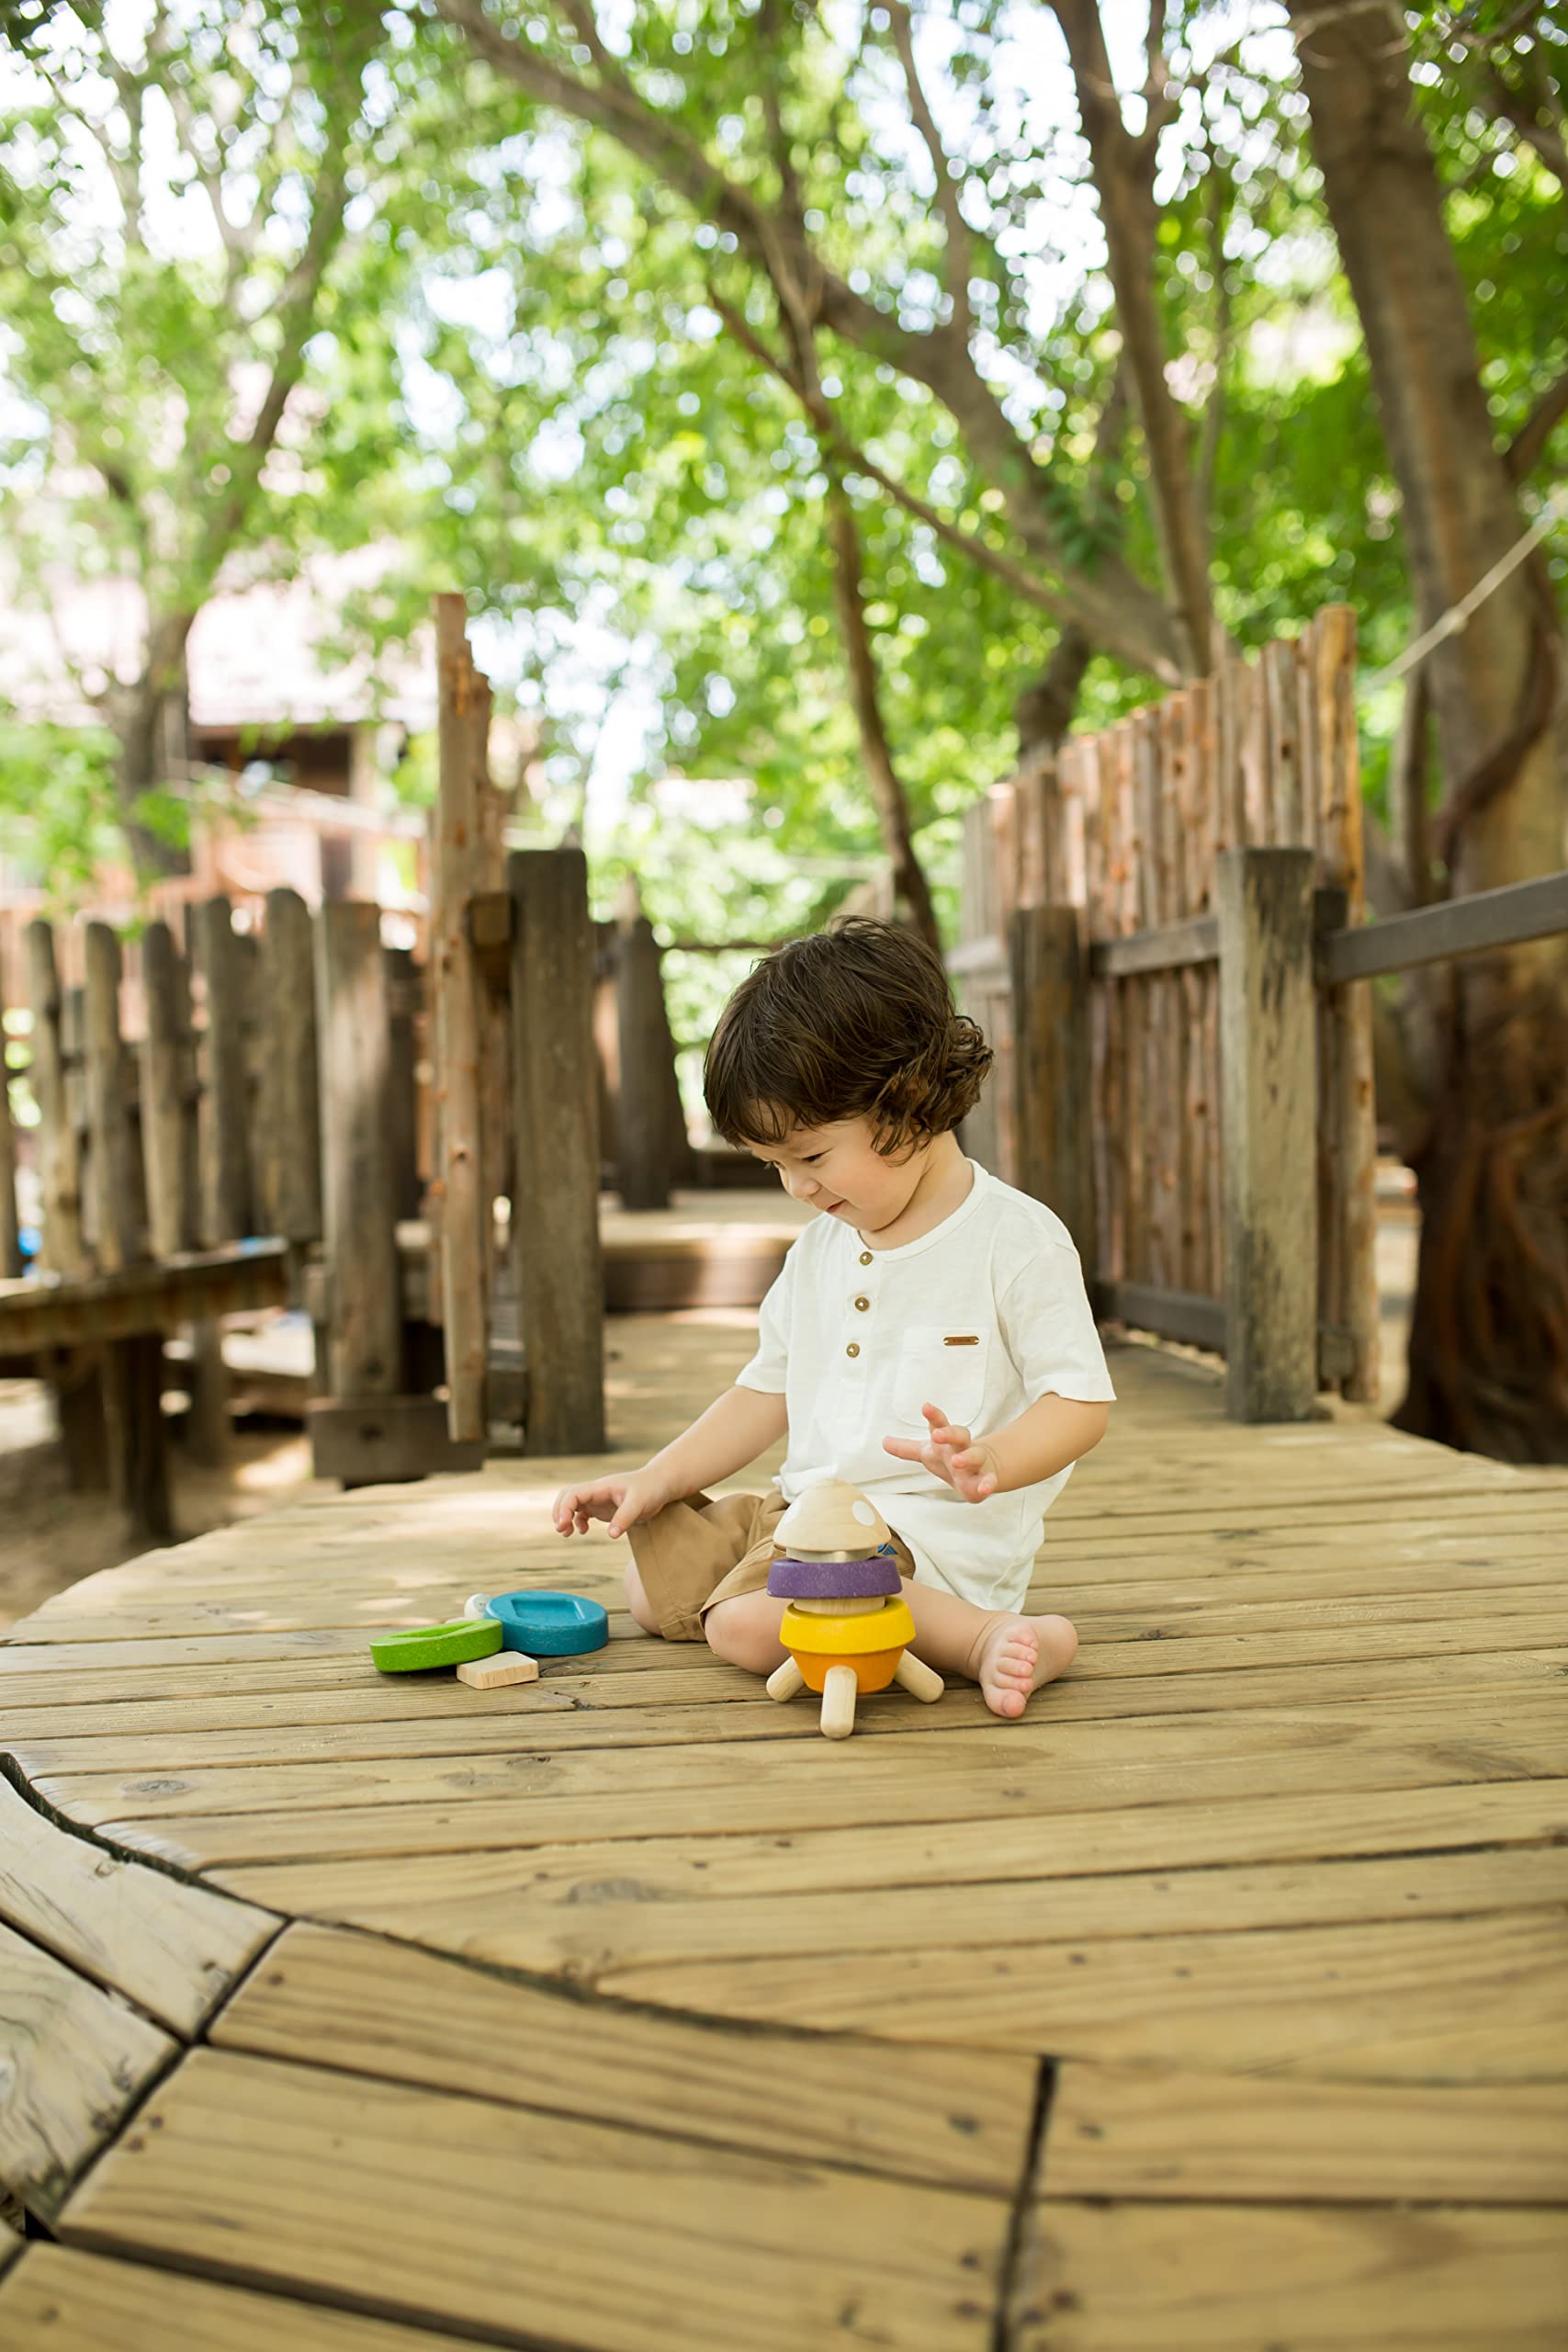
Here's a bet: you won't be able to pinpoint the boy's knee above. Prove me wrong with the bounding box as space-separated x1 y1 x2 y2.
704 1593 787 1678
624 1558 660 1636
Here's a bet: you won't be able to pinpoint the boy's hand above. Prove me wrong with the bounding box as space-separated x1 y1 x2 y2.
551 1470 671 1541
882 1403 1001 1502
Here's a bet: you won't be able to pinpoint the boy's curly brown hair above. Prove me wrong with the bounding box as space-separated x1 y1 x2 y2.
704 917 994 1157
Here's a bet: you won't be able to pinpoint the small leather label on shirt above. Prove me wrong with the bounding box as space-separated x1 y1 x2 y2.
943 1334 980 1346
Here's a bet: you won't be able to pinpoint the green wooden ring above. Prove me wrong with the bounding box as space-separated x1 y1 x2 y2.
369 1619 503 1674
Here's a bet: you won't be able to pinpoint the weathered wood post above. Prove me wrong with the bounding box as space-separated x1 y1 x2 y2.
83 922 141 1274
0 964 22 1280
615 886 673 1212
258 887 322 1244
25 921 85 1276
431 594 490 1444
141 920 198 1260
510 847 606 1453
1217 845 1318 1421
1009 904 1097 1273
193 896 252 1247
310 899 403 1476
85 921 171 1541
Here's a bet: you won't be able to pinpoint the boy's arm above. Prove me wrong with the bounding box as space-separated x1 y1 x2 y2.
554 1384 789 1538
884 1392 1108 1502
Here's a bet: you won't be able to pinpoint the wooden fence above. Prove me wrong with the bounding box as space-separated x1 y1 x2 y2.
953 606 1381 1407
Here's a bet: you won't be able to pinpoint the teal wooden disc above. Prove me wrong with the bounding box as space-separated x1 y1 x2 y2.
369 1619 503 1674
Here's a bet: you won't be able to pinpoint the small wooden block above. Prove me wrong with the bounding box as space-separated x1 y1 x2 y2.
456 1651 540 1690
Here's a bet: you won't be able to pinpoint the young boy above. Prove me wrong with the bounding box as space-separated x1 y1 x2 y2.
552 917 1114 1720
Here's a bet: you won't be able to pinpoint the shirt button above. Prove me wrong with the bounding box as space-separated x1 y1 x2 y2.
858 1250 872 1265
846 1342 860 1359
854 1295 870 1312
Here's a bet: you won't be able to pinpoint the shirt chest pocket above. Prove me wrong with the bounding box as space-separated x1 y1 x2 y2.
890 1324 990 1433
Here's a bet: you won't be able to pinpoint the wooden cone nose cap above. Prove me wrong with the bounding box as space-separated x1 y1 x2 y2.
775 1479 892 1556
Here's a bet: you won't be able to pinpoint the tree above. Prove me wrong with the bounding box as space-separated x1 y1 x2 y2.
1282 0 1567 1460
0 0 465 871
423 0 1566 1457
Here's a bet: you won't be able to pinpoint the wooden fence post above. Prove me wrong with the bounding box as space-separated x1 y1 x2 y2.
259 887 321 1243
83 922 141 1274
1217 846 1318 1421
1009 904 1097 1272
615 898 673 1212
193 896 251 1246
314 900 402 1406
0 967 20 1280
25 921 85 1275
141 920 197 1259
432 594 490 1444
511 847 606 1453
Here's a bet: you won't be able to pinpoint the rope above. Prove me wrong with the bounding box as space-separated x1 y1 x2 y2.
1363 486 1567 694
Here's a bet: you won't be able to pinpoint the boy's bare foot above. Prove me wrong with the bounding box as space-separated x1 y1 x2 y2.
968 1612 1077 1719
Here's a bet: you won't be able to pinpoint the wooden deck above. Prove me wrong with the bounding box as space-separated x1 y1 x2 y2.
1 1308 1565 2348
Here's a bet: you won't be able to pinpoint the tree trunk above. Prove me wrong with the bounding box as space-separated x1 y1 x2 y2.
824 475 942 957
113 613 197 877
1288 0 1568 1461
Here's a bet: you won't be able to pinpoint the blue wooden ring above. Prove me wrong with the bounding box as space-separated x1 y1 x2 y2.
485 1590 609 1656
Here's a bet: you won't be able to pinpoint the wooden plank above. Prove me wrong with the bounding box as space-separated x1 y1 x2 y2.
26 920 85 1275
1217 846 1317 1419
606 1907 1568 2082
13 1650 1567 1777
6 1611 1565 1751
431 594 490 1443
58 2048 1010 2352
1044 2061 1568 2203
203 1846 1568 1988
83 925 141 1272
260 888 321 1243
0 1919 175 2221
192 896 251 1245
139 921 197 1259
511 848 606 1453
306 1396 483 1484
1321 870 1568 983
1012 2202 1567 2349
0 1241 288 1351
184 1781 1568 1936
87 1721 1568 1873
1010 904 1095 1264
0 1776 273 2036
214 1920 1032 2194
0 2247 497 2352
314 902 401 1407
1091 915 1219 978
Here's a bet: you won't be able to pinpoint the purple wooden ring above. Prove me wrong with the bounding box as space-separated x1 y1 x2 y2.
767 1555 903 1600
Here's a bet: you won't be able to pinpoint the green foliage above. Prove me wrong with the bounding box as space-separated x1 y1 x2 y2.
0 707 120 900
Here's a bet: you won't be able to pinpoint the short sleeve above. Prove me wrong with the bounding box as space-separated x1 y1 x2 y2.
734 1243 795 1394
998 1239 1117 1406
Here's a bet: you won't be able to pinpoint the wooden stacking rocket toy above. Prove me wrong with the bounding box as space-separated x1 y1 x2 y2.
763 1480 943 1739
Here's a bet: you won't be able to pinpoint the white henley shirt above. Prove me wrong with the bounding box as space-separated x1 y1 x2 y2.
734 1157 1116 1611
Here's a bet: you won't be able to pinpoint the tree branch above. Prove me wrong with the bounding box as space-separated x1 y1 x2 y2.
432 0 1185 680
886 0 973 340
1050 0 1213 673
1507 362 1568 482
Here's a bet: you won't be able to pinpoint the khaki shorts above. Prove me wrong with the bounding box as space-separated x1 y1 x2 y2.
628 1489 917 1644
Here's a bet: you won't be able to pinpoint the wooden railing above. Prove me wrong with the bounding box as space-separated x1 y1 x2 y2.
998 852 1568 1420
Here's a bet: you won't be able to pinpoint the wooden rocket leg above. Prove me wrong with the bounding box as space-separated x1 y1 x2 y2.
766 1657 806 1702
894 1649 944 1703
819 1663 858 1740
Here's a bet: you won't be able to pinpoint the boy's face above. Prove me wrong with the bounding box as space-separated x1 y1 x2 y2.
745 1115 927 1237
